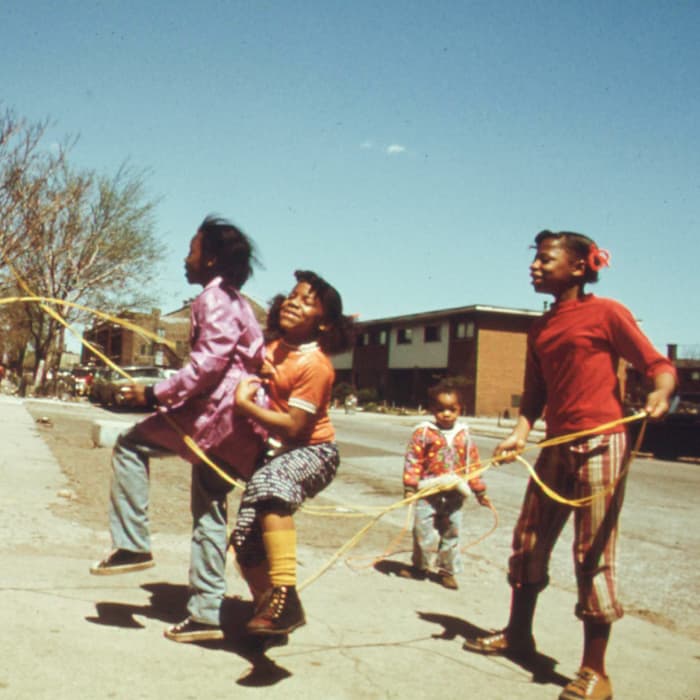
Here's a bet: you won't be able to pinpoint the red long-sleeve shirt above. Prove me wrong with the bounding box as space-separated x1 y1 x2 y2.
520 295 675 437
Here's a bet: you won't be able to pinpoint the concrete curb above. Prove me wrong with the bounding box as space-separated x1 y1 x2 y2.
91 418 133 447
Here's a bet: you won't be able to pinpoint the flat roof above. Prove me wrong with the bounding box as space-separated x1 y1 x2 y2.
355 304 542 326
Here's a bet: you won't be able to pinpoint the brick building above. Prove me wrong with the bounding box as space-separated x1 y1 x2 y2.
81 295 267 369
333 304 542 416
81 307 189 369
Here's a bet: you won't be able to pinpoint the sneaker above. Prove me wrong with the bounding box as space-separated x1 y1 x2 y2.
164 617 224 643
559 667 613 700
246 585 306 636
90 549 154 575
440 573 459 590
463 628 536 657
397 566 428 581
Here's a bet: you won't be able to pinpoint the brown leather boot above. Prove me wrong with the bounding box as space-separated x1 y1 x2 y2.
246 585 306 636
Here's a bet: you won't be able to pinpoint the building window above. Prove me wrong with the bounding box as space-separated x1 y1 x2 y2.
455 321 475 339
397 328 412 345
424 325 441 343
369 329 388 345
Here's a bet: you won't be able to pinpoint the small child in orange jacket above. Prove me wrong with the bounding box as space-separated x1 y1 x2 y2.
401 378 490 589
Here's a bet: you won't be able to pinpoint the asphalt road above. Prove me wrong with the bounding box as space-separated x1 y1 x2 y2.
4 397 698 699
329 411 700 640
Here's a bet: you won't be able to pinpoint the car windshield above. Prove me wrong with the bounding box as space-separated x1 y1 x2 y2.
128 368 162 379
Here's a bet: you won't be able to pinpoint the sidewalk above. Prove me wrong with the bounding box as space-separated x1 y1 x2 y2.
0 395 697 699
459 415 546 442
333 407 547 441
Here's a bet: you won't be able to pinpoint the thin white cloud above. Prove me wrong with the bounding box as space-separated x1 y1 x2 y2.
360 140 374 150
386 144 406 155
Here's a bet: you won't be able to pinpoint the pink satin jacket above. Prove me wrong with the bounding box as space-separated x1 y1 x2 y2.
142 276 265 477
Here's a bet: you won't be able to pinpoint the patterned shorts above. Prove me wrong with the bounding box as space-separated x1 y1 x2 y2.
231 441 339 566
508 431 629 623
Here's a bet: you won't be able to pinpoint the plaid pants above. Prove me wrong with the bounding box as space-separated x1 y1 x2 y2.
508 431 629 624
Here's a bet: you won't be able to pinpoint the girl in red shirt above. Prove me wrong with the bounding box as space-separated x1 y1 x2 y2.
464 231 676 700
231 270 354 637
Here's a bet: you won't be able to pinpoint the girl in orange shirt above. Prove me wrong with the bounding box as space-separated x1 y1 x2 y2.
231 270 354 637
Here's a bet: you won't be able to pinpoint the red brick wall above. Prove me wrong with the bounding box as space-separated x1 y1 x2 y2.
475 328 528 416
447 339 477 414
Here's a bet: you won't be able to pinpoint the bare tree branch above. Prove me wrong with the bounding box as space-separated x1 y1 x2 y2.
0 107 163 390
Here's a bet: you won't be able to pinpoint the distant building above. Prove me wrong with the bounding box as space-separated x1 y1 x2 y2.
81 295 267 369
333 304 543 416
81 307 188 368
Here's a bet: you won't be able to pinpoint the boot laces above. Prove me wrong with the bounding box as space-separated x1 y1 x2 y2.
263 587 287 620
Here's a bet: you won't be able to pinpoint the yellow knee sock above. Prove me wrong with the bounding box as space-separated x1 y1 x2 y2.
263 530 297 587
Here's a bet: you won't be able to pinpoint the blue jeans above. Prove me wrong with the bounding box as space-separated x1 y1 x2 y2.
109 425 235 626
412 491 465 575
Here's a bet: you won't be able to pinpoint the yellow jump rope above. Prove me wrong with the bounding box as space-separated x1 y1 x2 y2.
1 282 649 591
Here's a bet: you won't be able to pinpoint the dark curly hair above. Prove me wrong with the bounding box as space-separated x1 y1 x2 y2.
265 270 354 355
198 215 259 288
534 230 600 284
427 377 465 408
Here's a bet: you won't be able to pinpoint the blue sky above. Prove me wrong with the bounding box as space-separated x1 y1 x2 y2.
2 1 698 351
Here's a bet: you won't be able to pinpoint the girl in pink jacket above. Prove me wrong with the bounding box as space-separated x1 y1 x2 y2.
91 215 265 644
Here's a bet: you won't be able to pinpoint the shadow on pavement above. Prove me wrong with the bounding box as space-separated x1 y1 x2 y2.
373 558 411 577
374 559 569 689
86 582 293 687
419 611 570 688
86 581 187 628
373 558 464 590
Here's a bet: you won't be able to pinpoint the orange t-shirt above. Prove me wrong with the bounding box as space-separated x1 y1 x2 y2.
265 338 335 446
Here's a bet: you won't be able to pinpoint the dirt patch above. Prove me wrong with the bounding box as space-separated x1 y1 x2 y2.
25 404 399 560
27 404 194 537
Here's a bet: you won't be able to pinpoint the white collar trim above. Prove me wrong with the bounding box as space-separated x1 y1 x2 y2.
282 339 319 353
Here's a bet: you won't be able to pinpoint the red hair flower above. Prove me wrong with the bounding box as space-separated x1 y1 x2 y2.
587 245 611 271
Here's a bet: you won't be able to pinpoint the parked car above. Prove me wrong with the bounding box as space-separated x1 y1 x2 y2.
90 365 165 408
627 395 700 461
88 367 114 404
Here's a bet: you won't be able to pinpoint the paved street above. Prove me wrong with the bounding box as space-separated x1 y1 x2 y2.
331 411 700 640
0 396 698 699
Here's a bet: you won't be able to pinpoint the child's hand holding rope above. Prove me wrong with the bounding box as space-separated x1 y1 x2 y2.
475 490 491 508
119 383 148 407
493 431 527 465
